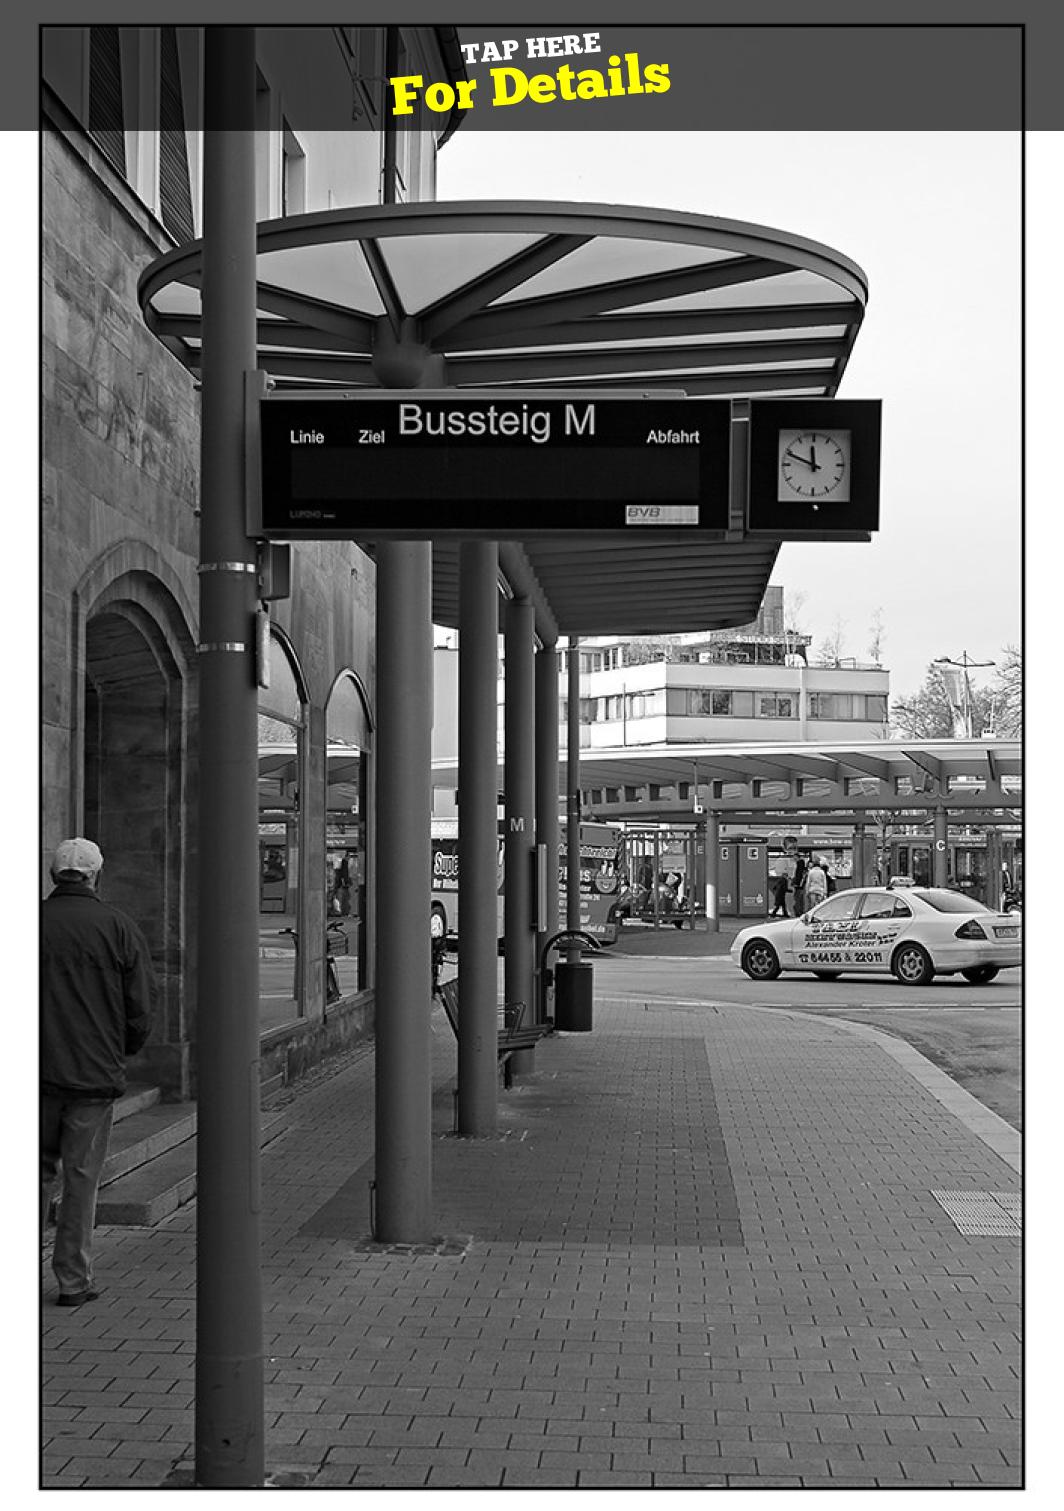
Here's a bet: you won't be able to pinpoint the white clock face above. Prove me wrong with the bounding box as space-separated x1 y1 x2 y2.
778 429 852 502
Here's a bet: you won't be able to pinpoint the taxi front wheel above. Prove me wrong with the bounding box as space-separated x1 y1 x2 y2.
741 939 781 981
892 941 934 986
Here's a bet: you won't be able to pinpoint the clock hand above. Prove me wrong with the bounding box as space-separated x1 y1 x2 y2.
783 448 816 469
809 442 818 471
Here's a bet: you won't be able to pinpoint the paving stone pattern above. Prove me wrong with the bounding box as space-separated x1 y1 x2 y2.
42 1001 1021 1488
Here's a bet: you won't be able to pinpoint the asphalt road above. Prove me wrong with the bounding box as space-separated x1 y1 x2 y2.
258 943 1022 1129
592 952 1022 1131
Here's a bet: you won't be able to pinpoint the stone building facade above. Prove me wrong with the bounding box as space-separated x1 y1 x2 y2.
42 27 459 1097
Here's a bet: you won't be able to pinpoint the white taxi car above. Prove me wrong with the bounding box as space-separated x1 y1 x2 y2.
731 886 1021 986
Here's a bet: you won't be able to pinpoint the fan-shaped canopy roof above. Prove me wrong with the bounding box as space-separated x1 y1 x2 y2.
139 200 870 638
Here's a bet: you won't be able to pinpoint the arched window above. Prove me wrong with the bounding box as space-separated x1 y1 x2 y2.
258 630 306 1031
325 672 373 995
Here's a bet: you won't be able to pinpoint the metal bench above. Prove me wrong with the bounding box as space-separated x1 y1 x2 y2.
434 976 552 1087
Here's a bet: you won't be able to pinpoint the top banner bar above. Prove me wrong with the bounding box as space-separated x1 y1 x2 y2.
38 23 1023 132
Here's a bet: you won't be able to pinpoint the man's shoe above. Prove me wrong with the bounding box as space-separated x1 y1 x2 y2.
57 1289 99 1307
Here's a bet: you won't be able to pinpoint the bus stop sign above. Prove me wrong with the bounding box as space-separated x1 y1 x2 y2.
250 388 881 541
252 391 733 537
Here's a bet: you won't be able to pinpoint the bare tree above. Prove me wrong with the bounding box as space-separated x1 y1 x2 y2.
891 661 995 738
867 607 886 667
989 644 1021 737
815 614 848 667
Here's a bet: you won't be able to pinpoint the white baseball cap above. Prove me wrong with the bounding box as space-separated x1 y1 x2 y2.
52 837 104 878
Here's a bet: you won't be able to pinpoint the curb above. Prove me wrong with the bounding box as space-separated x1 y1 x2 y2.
733 1000 1021 1175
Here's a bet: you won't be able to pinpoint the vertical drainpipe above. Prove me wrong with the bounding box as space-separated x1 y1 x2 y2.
195 27 264 1488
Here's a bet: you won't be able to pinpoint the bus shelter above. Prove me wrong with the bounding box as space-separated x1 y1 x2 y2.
137 33 876 1480
568 737 1023 911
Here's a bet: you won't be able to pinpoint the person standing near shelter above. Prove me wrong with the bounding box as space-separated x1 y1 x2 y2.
41 839 156 1306
792 854 808 914
804 856 828 909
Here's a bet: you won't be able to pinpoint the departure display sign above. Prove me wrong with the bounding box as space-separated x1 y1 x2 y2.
254 393 733 537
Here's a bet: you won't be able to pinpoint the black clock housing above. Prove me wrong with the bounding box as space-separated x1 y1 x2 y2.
747 399 882 536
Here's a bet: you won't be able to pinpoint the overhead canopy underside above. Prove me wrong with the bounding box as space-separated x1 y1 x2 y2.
430 739 1023 815
139 200 869 637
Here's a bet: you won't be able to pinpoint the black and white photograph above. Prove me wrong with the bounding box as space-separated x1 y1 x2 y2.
28 2 1057 1498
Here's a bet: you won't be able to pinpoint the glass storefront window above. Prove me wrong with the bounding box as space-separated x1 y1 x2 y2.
326 673 372 998
258 634 305 1034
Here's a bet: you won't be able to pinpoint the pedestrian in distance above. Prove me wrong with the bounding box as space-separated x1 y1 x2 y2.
41 838 156 1307
792 854 808 915
804 856 829 909
769 870 789 917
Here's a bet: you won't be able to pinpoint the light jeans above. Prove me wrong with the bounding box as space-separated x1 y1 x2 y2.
41 1093 115 1297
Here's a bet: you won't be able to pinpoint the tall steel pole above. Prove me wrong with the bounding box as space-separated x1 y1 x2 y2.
566 636 581 942
534 637 560 1018
195 27 264 1488
374 542 433 1240
504 596 536 1070
457 541 499 1135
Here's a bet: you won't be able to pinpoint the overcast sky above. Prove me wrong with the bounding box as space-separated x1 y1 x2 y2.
437 131 1021 701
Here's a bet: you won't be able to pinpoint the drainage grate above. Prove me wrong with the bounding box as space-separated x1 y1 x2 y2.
931 1190 1021 1236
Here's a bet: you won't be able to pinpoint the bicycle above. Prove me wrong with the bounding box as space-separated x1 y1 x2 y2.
281 919 346 1004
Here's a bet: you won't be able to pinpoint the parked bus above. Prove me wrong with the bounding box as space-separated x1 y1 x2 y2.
559 821 625 945
431 818 623 945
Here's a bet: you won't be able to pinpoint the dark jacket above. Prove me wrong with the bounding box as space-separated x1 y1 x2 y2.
41 882 156 1098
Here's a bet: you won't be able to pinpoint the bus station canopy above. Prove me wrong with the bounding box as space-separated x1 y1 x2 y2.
139 200 870 638
432 738 1022 822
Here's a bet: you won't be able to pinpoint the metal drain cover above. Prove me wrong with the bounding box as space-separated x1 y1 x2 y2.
932 1189 1021 1236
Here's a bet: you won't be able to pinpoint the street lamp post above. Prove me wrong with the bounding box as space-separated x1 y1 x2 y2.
933 652 994 738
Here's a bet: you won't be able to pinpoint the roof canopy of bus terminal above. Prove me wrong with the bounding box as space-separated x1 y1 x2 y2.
140 199 872 635
432 737 1022 825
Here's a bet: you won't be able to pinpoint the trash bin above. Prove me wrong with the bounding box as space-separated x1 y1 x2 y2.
555 960 593 1032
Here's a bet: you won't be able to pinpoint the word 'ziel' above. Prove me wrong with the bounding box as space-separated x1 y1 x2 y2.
390 54 670 115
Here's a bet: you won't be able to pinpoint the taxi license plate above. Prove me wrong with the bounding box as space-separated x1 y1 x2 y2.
993 926 1018 938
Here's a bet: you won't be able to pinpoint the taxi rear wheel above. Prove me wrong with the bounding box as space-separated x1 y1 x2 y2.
892 941 934 986
961 964 1000 984
741 939 781 981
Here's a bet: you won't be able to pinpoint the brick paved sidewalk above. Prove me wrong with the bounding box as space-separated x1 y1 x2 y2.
41 994 1021 1489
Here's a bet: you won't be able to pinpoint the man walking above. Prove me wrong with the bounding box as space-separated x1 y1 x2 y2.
41 839 156 1306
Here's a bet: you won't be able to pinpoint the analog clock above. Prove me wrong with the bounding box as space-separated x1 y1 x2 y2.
777 429 852 503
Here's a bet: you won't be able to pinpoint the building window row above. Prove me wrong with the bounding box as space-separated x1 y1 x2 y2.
570 688 888 723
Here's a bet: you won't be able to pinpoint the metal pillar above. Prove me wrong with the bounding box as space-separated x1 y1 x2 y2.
457 541 499 1136
535 638 560 1020
985 828 1002 909
374 542 433 1241
705 810 720 931
566 637 581 943
504 597 536 1068
853 822 866 888
194 28 264 1489
933 807 949 888
646 834 655 924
